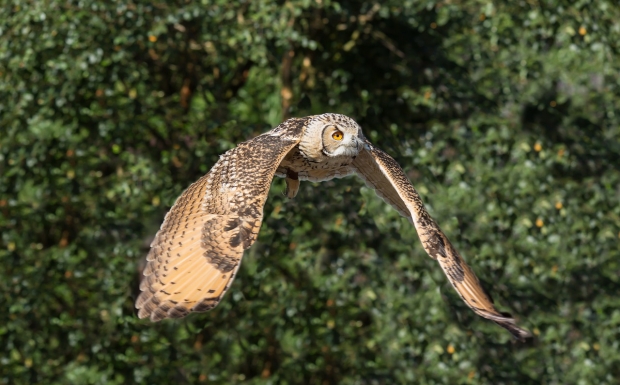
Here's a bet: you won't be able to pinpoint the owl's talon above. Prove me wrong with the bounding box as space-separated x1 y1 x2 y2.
285 169 300 199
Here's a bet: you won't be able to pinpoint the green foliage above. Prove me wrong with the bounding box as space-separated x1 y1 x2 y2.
1 0 619 384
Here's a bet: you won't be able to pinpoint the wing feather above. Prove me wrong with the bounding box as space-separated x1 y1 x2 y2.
136 119 306 321
353 139 531 340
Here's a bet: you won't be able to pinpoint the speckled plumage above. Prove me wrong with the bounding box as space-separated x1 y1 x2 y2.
136 113 530 340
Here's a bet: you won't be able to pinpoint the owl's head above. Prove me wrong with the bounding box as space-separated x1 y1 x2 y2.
300 113 365 161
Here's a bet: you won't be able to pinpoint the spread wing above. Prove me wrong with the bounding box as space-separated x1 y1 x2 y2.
352 139 531 340
136 119 306 321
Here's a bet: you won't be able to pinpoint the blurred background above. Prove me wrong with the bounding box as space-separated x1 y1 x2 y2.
1 1 619 384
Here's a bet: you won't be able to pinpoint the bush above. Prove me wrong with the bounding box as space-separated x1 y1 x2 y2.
1 1 619 383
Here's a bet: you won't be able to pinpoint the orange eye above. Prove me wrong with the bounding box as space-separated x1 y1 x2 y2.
332 131 344 141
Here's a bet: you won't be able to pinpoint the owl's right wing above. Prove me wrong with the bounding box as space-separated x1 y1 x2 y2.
136 118 307 321
352 139 531 340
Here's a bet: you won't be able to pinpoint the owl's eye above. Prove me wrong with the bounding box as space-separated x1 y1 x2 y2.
332 130 344 141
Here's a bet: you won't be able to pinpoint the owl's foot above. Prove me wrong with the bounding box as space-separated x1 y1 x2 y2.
285 169 300 199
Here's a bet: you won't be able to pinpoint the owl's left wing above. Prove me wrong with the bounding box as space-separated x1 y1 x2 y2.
136 119 306 321
352 139 531 340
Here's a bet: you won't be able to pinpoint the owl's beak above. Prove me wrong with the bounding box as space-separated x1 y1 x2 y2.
353 137 363 152
353 137 370 152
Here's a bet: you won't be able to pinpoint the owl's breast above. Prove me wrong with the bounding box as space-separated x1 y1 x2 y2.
276 146 355 182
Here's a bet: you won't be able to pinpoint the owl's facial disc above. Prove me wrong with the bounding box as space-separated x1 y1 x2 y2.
298 113 364 162
321 124 362 158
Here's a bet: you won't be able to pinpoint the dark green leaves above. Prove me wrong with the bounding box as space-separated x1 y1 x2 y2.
1 1 619 384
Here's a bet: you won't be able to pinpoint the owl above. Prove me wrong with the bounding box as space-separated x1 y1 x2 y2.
136 113 531 340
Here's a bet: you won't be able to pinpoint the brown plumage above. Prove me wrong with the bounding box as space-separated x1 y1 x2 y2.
136 113 531 340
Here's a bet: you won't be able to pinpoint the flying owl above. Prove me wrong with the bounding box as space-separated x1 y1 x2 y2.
136 113 531 340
